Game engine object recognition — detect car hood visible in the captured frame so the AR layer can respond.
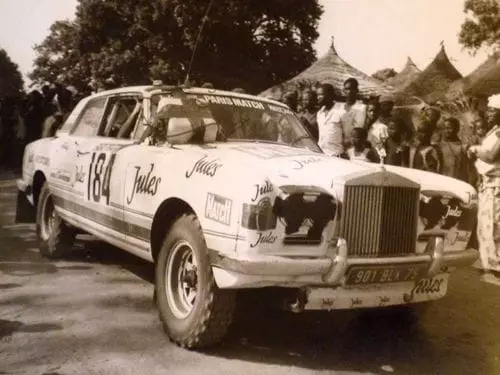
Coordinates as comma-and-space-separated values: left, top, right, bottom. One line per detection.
178, 142, 476, 204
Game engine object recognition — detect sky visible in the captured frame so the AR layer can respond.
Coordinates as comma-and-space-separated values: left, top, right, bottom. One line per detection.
0, 0, 492, 87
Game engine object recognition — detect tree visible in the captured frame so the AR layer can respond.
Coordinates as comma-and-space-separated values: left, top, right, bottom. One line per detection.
0, 48, 24, 97
459, 0, 500, 54
371, 68, 397, 82
30, 0, 323, 94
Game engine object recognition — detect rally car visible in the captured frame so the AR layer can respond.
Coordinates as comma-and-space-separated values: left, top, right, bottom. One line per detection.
16, 83, 478, 349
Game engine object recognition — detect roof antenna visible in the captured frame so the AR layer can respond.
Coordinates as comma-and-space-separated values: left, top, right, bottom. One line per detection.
184, 0, 216, 86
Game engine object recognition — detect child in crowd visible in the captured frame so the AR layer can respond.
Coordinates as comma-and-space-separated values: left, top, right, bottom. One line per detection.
409, 122, 441, 173
365, 100, 388, 149
384, 117, 409, 167
438, 117, 469, 182
346, 127, 379, 162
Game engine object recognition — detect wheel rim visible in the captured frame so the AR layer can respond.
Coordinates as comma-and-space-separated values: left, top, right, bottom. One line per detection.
41, 194, 56, 242
165, 240, 198, 319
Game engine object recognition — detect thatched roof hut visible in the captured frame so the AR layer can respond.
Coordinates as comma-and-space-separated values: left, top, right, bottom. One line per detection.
446, 50, 500, 100
386, 57, 421, 90
397, 44, 462, 103
260, 37, 395, 100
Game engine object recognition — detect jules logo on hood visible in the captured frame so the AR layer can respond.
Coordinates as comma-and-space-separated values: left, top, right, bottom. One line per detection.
291, 156, 323, 170
185, 155, 222, 178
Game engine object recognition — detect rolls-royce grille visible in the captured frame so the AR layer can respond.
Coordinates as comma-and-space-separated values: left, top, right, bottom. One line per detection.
339, 185, 419, 257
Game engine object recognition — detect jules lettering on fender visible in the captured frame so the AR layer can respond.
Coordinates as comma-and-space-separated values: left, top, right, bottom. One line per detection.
126, 164, 162, 204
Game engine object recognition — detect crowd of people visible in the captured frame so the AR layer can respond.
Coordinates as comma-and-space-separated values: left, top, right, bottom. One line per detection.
0, 83, 81, 170
277, 77, 488, 189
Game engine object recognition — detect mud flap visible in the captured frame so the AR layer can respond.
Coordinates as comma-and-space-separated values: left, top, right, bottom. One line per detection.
15, 190, 35, 223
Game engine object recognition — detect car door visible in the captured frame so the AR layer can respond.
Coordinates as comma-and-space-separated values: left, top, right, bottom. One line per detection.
72, 93, 144, 247
49, 95, 107, 223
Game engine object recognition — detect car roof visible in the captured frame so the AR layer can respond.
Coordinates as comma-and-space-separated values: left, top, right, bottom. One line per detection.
84, 85, 287, 108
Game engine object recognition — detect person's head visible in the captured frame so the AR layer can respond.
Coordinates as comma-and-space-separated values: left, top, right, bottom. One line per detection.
443, 117, 460, 141
472, 114, 488, 138
366, 99, 380, 124
343, 78, 359, 103
351, 127, 368, 149
387, 116, 404, 140
301, 89, 317, 111
283, 91, 298, 112
232, 87, 246, 94
379, 95, 394, 117
201, 82, 214, 89
424, 106, 441, 126
317, 83, 335, 108
485, 107, 500, 128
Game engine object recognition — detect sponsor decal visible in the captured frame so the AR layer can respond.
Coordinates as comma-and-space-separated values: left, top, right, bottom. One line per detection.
27, 153, 34, 163
250, 231, 278, 248
126, 164, 162, 204
51, 170, 71, 183
94, 143, 127, 152
205, 193, 232, 226
291, 156, 323, 170
443, 205, 462, 219
185, 155, 222, 178
74, 165, 86, 184
241, 197, 277, 230
202, 95, 265, 110
77, 150, 90, 157
404, 276, 446, 302
378, 296, 390, 307
251, 181, 273, 202
35, 156, 50, 166
350, 298, 362, 307
321, 298, 335, 308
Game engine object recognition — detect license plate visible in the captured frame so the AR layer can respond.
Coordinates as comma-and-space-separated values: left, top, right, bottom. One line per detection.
345, 264, 428, 286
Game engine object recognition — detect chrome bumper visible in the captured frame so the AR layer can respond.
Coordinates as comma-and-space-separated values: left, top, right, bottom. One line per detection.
211, 237, 478, 284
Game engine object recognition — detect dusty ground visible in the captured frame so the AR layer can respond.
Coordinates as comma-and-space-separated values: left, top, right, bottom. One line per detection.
1, 175, 500, 375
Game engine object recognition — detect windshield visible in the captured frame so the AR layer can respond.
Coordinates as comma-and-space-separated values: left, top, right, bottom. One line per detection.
150, 92, 321, 152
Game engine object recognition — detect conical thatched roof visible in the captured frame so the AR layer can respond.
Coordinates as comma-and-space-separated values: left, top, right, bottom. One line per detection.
446, 50, 500, 99
260, 37, 395, 99
397, 44, 462, 102
386, 57, 421, 90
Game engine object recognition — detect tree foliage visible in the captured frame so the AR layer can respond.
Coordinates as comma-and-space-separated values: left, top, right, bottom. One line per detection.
371, 68, 397, 82
459, 0, 500, 54
30, 0, 323, 94
0, 48, 24, 97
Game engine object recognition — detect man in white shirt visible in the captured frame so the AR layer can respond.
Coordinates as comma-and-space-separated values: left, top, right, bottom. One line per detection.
316, 83, 345, 157
336, 78, 367, 143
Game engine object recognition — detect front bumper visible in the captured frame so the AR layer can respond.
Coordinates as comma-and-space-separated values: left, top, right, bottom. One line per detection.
210, 237, 478, 288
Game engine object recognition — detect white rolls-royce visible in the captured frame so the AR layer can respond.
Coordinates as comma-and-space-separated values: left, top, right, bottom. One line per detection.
16, 83, 478, 349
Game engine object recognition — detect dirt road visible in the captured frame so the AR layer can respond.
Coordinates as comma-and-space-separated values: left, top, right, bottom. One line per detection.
1, 176, 500, 375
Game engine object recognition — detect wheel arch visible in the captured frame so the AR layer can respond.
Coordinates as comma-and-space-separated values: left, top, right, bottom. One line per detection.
150, 197, 198, 262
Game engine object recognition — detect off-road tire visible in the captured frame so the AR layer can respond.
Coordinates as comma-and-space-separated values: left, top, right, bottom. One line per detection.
155, 213, 236, 349
36, 182, 75, 259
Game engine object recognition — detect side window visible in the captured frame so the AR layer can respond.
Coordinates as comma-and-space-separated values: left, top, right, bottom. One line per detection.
72, 97, 107, 137
101, 96, 142, 139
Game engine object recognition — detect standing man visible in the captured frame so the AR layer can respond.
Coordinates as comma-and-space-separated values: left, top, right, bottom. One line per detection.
316, 83, 344, 157
337, 78, 367, 146
298, 89, 319, 141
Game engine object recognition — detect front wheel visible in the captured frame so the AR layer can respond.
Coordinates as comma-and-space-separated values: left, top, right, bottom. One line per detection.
155, 213, 236, 349
36, 182, 75, 258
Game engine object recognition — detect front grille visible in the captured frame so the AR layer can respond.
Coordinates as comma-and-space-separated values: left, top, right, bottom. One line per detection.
339, 184, 419, 257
